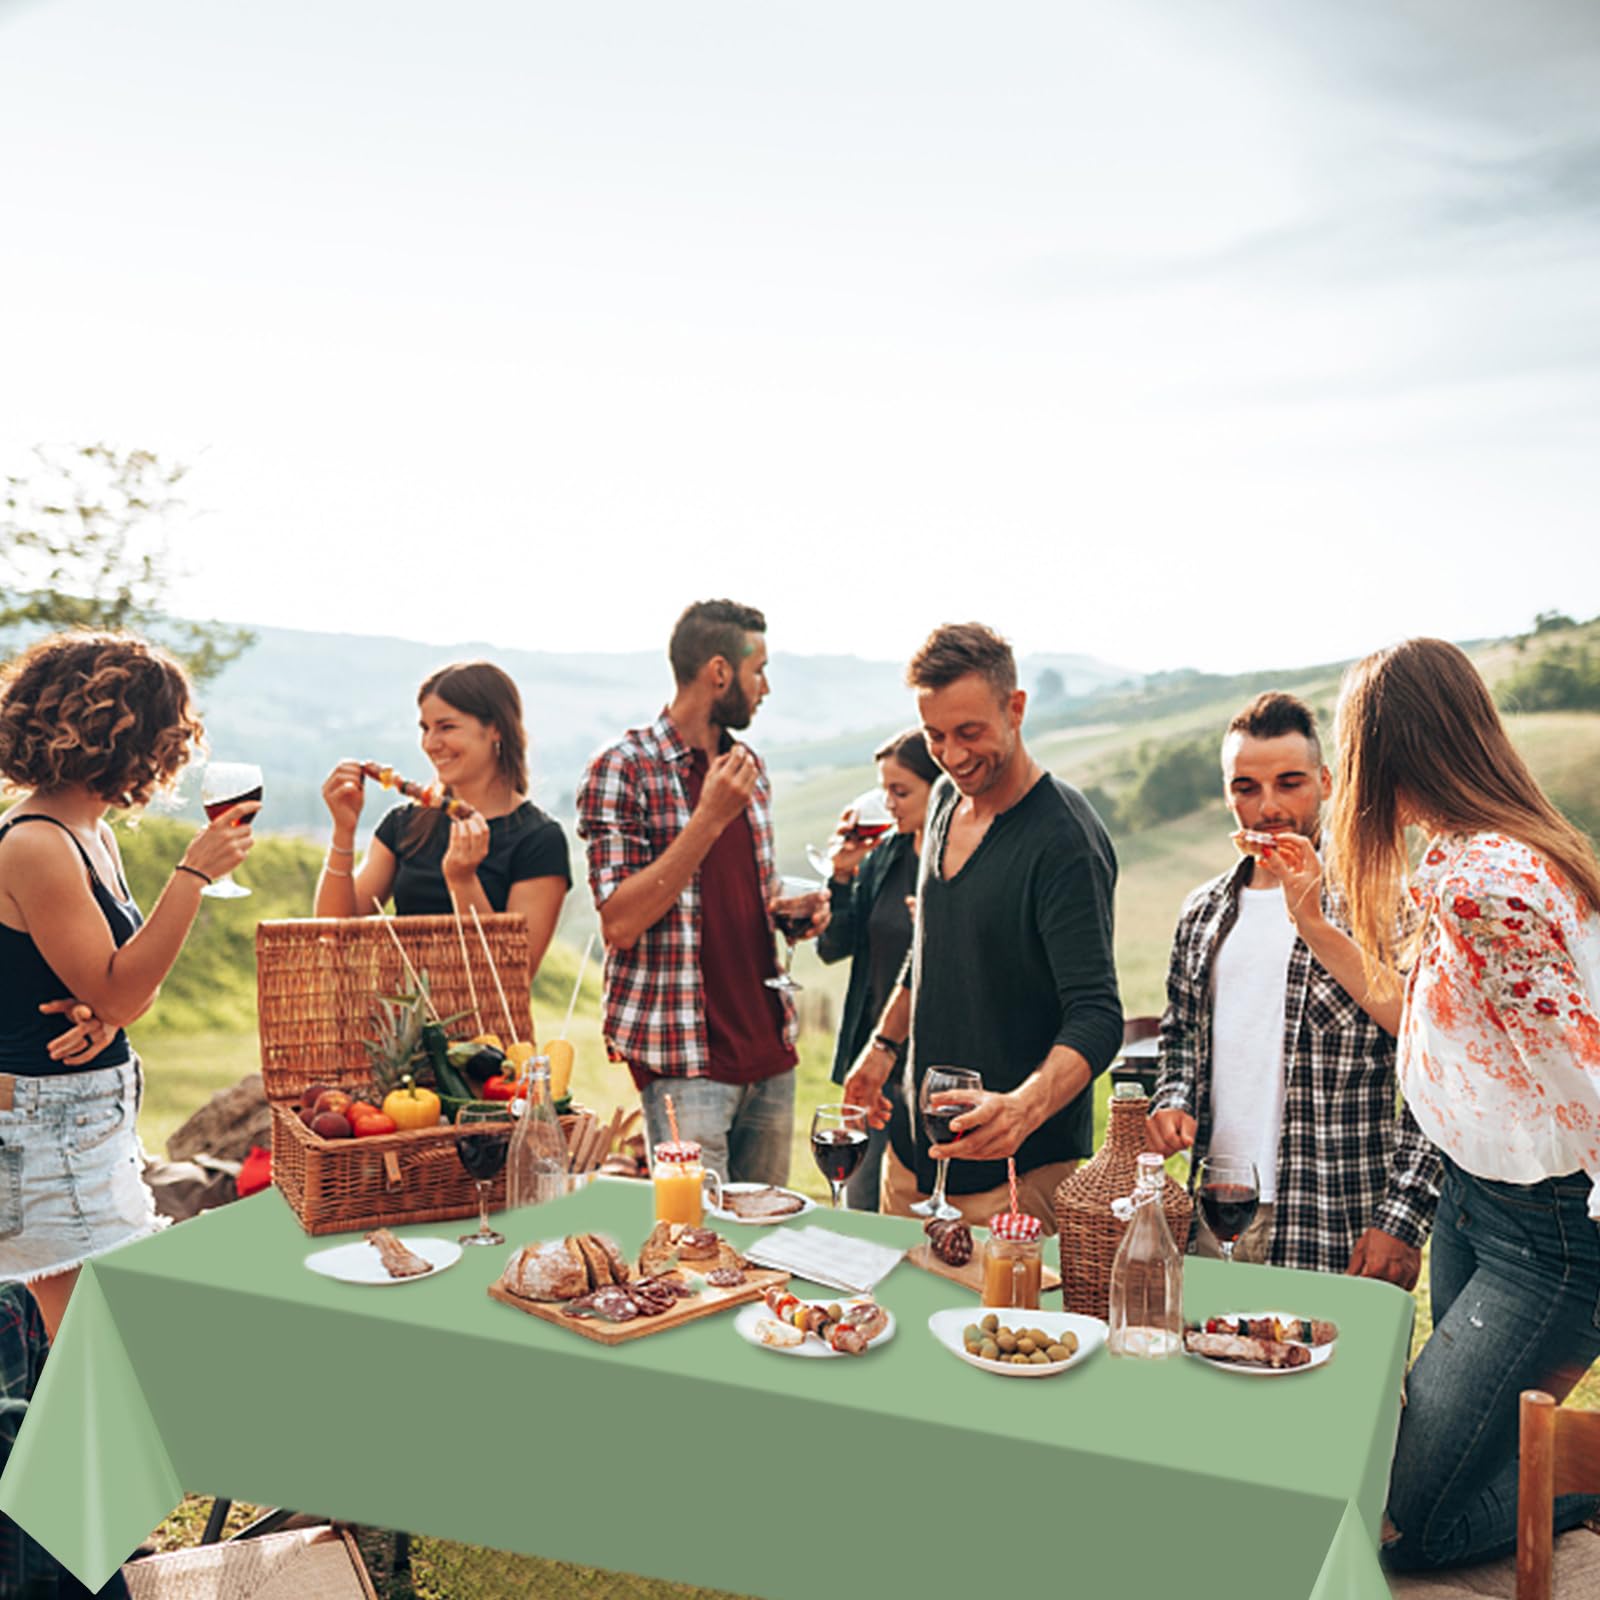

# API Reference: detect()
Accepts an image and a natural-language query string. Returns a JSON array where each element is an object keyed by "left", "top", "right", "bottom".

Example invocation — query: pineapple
[{"left": 364, "top": 981, "right": 432, "bottom": 1098}]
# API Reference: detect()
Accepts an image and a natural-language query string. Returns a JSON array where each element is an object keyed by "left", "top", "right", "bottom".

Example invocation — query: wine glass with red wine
[
  {"left": 456, "top": 1104, "right": 511, "bottom": 1246},
  {"left": 805, "top": 789, "right": 896, "bottom": 882},
  {"left": 912, "top": 1066, "right": 983, "bottom": 1221},
  {"left": 811, "top": 1103, "right": 870, "bottom": 1210},
  {"left": 1196, "top": 1154, "right": 1260, "bottom": 1262},
  {"left": 199, "top": 761, "right": 263, "bottom": 899},
  {"left": 765, "top": 874, "right": 825, "bottom": 993}
]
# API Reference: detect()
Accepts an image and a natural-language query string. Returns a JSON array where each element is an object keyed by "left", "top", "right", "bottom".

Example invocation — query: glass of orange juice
[{"left": 652, "top": 1140, "right": 722, "bottom": 1226}]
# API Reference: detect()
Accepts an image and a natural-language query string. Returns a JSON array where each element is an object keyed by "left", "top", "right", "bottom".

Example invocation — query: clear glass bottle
[
  {"left": 1107, "top": 1151, "right": 1183, "bottom": 1359},
  {"left": 505, "top": 1056, "right": 569, "bottom": 1209}
]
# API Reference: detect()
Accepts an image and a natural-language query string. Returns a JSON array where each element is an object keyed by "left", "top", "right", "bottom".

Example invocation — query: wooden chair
[{"left": 1517, "top": 1388, "right": 1600, "bottom": 1599}]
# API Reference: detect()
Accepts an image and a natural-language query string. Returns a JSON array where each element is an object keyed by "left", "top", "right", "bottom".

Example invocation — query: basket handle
[{"left": 382, "top": 1150, "right": 403, "bottom": 1192}]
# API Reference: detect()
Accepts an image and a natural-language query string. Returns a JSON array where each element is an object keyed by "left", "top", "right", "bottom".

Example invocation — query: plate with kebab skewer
[
  {"left": 736, "top": 1291, "right": 896, "bottom": 1358},
  {"left": 1182, "top": 1311, "right": 1339, "bottom": 1376}
]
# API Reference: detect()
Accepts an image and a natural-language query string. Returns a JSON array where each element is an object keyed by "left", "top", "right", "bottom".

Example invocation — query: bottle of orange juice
[{"left": 652, "top": 1139, "right": 720, "bottom": 1226}]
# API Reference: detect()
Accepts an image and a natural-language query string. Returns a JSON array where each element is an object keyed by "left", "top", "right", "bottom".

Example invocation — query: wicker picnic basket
[
  {"left": 258, "top": 914, "right": 578, "bottom": 1236},
  {"left": 1053, "top": 1088, "right": 1193, "bottom": 1320}
]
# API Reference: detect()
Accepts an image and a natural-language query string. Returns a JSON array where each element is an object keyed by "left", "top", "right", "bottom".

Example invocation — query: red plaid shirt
[{"left": 576, "top": 711, "right": 797, "bottom": 1076}]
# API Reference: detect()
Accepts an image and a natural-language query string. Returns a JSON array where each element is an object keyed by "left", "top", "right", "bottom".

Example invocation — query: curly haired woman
[
  {"left": 1330, "top": 637, "right": 1600, "bottom": 1572},
  {"left": 0, "top": 632, "right": 256, "bottom": 1341}
]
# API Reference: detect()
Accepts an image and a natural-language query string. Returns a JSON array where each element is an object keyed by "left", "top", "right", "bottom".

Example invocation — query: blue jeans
[
  {"left": 1383, "top": 1158, "right": 1600, "bottom": 1571},
  {"left": 639, "top": 1072, "right": 795, "bottom": 1187}
]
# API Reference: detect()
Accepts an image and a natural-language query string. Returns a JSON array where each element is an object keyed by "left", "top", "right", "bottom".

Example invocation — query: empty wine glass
[
  {"left": 455, "top": 1104, "right": 511, "bottom": 1246},
  {"left": 765, "top": 874, "right": 824, "bottom": 993},
  {"left": 1196, "top": 1154, "right": 1261, "bottom": 1262},
  {"left": 912, "top": 1066, "right": 983, "bottom": 1221},
  {"left": 199, "top": 761, "right": 263, "bottom": 899}
]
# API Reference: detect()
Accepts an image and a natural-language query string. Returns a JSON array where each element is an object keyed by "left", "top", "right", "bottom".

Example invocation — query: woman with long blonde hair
[{"left": 1331, "top": 637, "right": 1600, "bottom": 1572}]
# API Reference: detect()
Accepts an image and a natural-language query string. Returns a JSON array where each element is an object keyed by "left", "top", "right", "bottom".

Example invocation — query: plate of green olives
[{"left": 928, "top": 1307, "right": 1108, "bottom": 1378}]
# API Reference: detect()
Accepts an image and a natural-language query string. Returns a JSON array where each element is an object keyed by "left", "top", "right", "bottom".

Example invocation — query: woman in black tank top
[{"left": 0, "top": 633, "right": 259, "bottom": 1342}]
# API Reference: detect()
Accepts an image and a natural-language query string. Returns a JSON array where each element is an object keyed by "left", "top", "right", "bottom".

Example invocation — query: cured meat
[
  {"left": 1183, "top": 1330, "right": 1311, "bottom": 1368},
  {"left": 365, "top": 1229, "right": 432, "bottom": 1279},
  {"left": 720, "top": 1186, "right": 805, "bottom": 1221}
]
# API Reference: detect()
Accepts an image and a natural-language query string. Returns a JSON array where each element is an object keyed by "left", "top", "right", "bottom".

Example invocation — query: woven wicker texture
[
  {"left": 258, "top": 914, "right": 542, "bottom": 1235},
  {"left": 1054, "top": 1091, "right": 1193, "bottom": 1320}
]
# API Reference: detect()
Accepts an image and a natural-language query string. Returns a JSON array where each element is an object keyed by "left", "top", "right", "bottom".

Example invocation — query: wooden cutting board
[
  {"left": 488, "top": 1266, "right": 791, "bottom": 1346},
  {"left": 907, "top": 1241, "right": 1061, "bottom": 1296}
]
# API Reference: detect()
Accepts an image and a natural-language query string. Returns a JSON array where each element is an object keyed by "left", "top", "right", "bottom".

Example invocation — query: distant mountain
[{"left": 184, "top": 623, "right": 1139, "bottom": 833}]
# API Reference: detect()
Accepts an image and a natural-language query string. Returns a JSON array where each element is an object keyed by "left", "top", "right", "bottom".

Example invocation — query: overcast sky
[{"left": 2, "top": 0, "right": 1596, "bottom": 675}]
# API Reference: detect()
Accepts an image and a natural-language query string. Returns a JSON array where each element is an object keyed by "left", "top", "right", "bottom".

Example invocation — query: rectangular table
[{"left": 0, "top": 1181, "right": 1412, "bottom": 1597}]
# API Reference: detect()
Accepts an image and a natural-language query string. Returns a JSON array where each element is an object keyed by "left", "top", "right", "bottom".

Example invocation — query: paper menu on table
[{"left": 741, "top": 1226, "right": 905, "bottom": 1295}]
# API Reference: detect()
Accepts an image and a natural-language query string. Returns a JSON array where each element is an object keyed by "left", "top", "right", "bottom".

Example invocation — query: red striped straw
[
  {"left": 665, "top": 1093, "right": 681, "bottom": 1146},
  {"left": 1008, "top": 1156, "right": 1020, "bottom": 1218}
]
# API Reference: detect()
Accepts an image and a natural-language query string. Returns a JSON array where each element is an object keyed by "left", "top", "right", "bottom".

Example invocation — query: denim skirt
[{"left": 0, "top": 1057, "right": 163, "bottom": 1284}]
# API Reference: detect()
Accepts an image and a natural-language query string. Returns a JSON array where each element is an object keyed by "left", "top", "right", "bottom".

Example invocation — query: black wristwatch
[{"left": 871, "top": 1034, "right": 903, "bottom": 1056}]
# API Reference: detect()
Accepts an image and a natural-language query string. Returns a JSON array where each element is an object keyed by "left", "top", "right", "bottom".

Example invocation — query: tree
[
  {"left": 1034, "top": 667, "right": 1066, "bottom": 706},
  {"left": 0, "top": 443, "right": 253, "bottom": 685}
]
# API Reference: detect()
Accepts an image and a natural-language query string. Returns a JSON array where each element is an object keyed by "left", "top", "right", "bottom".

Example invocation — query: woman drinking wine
[
  {"left": 815, "top": 730, "right": 939, "bottom": 1210},
  {"left": 0, "top": 632, "right": 257, "bottom": 1341}
]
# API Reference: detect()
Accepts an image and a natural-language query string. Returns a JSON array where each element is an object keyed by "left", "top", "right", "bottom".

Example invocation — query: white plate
[
  {"left": 928, "top": 1307, "right": 1108, "bottom": 1378},
  {"left": 305, "top": 1235, "right": 462, "bottom": 1286},
  {"left": 706, "top": 1184, "right": 816, "bottom": 1225},
  {"left": 735, "top": 1297, "right": 896, "bottom": 1358},
  {"left": 1184, "top": 1309, "right": 1337, "bottom": 1376}
]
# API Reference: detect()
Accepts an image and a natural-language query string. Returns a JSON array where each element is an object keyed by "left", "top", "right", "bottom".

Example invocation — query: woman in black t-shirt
[
  {"left": 314, "top": 662, "right": 570, "bottom": 974},
  {"left": 815, "top": 729, "right": 939, "bottom": 1209}
]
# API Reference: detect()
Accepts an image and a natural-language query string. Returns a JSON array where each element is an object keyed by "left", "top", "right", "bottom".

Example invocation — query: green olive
[
  {"left": 981, "top": 1313, "right": 1000, "bottom": 1333},
  {"left": 979, "top": 1339, "right": 1000, "bottom": 1361},
  {"left": 962, "top": 1324, "right": 982, "bottom": 1347},
  {"left": 1017, "top": 1337, "right": 1036, "bottom": 1356},
  {"left": 1030, "top": 1349, "right": 1050, "bottom": 1365},
  {"left": 1029, "top": 1329, "right": 1053, "bottom": 1348},
  {"left": 996, "top": 1331, "right": 1018, "bottom": 1354},
  {"left": 1045, "top": 1344, "right": 1072, "bottom": 1363}
]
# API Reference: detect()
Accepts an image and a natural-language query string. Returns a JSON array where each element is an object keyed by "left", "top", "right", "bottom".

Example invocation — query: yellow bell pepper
[{"left": 381, "top": 1075, "right": 442, "bottom": 1131}]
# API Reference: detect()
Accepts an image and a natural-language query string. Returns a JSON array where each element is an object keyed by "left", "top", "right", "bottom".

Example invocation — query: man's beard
[{"left": 711, "top": 678, "right": 753, "bottom": 731}]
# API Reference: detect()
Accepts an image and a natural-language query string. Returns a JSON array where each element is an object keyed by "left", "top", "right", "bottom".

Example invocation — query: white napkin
[{"left": 743, "top": 1226, "right": 905, "bottom": 1296}]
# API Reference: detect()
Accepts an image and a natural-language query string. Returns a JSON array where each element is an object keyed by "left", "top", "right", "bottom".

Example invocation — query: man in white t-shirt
[{"left": 1146, "top": 693, "right": 1440, "bottom": 1285}]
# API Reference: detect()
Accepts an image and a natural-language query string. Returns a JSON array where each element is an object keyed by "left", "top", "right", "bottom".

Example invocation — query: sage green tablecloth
[{"left": 0, "top": 1181, "right": 1411, "bottom": 1597}]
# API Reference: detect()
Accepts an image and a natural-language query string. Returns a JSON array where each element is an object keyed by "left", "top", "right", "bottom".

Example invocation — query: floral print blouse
[{"left": 1402, "top": 831, "right": 1600, "bottom": 1210}]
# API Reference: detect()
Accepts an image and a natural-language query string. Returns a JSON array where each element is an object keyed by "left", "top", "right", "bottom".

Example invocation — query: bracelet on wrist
[
  {"left": 872, "top": 1034, "right": 903, "bottom": 1055},
  {"left": 323, "top": 865, "right": 353, "bottom": 879},
  {"left": 174, "top": 863, "right": 213, "bottom": 886},
  {"left": 327, "top": 843, "right": 355, "bottom": 858}
]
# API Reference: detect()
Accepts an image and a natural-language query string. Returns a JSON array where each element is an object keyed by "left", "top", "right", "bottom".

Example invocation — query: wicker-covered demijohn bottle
[{"left": 1053, "top": 1082, "right": 1193, "bottom": 1319}]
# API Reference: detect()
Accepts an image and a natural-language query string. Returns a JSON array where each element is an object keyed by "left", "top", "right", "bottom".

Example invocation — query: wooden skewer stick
[
  {"left": 371, "top": 899, "right": 442, "bottom": 1023},
  {"left": 468, "top": 905, "right": 521, "bottom": 1047},
  {"left": 448, "top": 894, "right": 486, "bottom": 1036}
]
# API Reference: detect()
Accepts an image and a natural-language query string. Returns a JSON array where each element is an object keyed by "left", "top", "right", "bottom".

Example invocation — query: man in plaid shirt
[
  {"left": 1148, "top": 693, "right": 1440, "bottom": 1283},
  {"left": 576, "top": 600, "right": 825, "bottom": 1185}
]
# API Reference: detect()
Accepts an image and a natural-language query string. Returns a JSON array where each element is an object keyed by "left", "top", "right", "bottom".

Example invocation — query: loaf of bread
[{"left": 499, "top": 1238, "right": 588, "bottom": 1301}]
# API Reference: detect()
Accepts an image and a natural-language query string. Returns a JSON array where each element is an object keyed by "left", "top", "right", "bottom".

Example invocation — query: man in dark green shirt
[{"left": 843, "top": 623, "right": 1122, "bottom": 1228}]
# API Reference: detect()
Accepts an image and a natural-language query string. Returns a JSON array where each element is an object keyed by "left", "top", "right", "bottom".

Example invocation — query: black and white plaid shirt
[{"left": 1152, "top": 856, "right": 1441, "bottom": 1272}]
